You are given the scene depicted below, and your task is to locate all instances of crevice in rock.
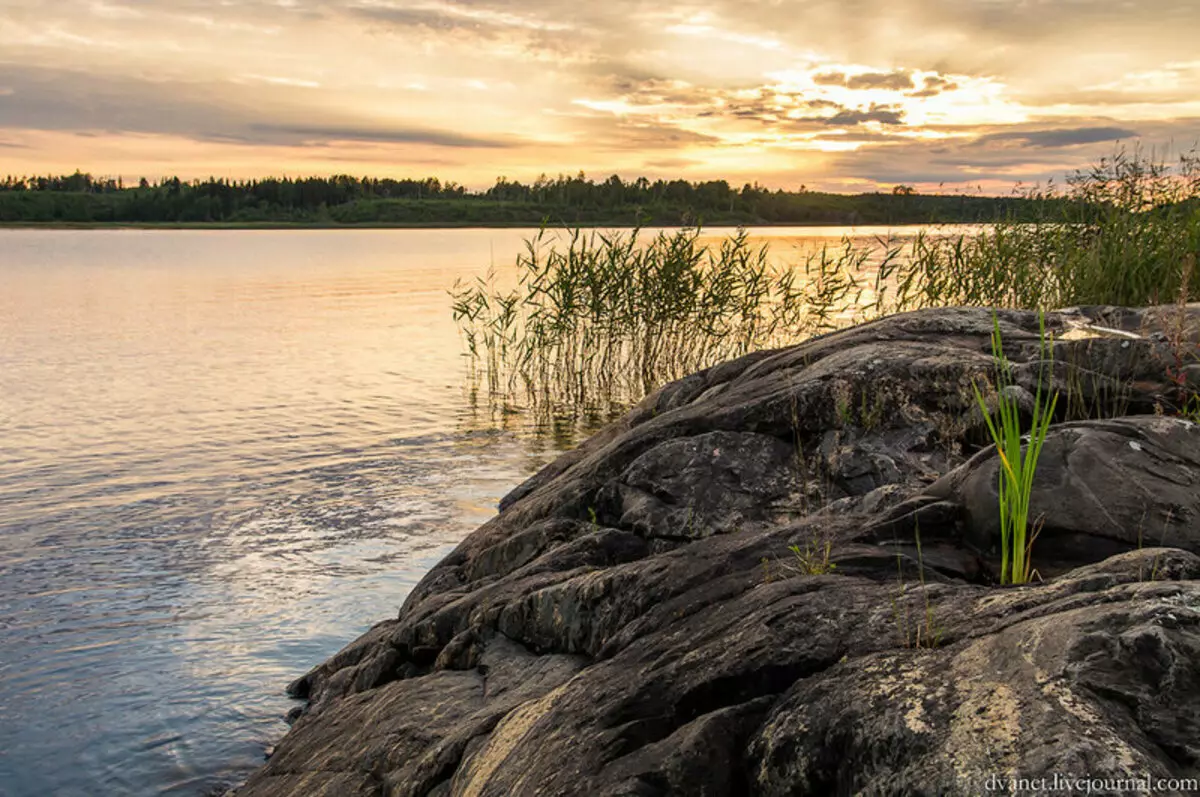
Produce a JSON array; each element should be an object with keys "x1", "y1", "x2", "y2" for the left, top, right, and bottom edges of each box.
[{"x1": 606, "y1": 656, "x2": 843, "y2": 762}]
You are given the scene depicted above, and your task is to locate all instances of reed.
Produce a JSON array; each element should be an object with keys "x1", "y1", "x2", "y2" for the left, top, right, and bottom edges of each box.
[
  {"x1": 451, "y1": 226, "x2": 898, "y2": 421},
  {"x1": 879, "y1": 146, "x2": 1200, "y2": 312},
  {"x1": 972, "y1": 313, "x2": 1059, "y2": 585}
]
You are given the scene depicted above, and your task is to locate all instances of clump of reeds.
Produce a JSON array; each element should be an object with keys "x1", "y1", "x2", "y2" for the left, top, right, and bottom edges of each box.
[
  {"x1": 451, "y1": 227, "x2": 898, "y2": 419},
  {"x1": 880, "y1": 145, "x2": 1200, "y2": 311}
]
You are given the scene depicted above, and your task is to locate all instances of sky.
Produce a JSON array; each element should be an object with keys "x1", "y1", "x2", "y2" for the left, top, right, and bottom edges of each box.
[{"x1": 1, "y1": 0, "x2": 1199, "y2": 192}]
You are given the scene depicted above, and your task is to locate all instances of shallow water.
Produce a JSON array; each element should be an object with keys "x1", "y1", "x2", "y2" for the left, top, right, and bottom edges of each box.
[{"x1": 0, "y1": 225, "x2": 933, "y2": 796}]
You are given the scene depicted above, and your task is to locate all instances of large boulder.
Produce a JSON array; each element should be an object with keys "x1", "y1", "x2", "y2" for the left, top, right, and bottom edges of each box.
[{"x1": 238, "y1": 304, "x2": 1200, "y2": 796}]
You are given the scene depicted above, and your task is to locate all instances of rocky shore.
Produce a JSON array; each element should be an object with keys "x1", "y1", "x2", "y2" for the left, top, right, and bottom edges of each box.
[{"x1": 238, "y1": 305, "x2": 1200, "y2": 796}]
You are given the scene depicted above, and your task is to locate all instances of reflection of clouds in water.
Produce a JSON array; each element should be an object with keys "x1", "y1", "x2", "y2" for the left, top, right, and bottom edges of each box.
[
  {"x1": 0, "y1": 430, "x2": 547, "y2": 795},
  {"x1": 166, "y1": 438, "x2": 544, "y2": 788},
  {"x1": 199, "y1": 445, "x2": 508, "y2": 591}
]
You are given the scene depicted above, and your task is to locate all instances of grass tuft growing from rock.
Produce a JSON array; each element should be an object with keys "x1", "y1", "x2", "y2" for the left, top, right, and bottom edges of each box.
[
  {"x1": 892, "y1": 527, "x2": 943, "y2": 649},
  {"x1": 788, "y1": 540, "x2": 837, "y2": 576},
  {"x1": 972, "y1": 313, "x2": 1059, "y2": 585}
]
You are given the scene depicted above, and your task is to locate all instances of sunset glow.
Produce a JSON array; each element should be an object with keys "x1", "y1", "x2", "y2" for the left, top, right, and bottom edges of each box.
[{"x1": 2, "y1": 0, "x2": 1198, "y2": 191}]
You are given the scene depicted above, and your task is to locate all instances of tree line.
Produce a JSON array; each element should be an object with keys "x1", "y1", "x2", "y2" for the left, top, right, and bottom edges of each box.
[{"x1": 0, "y1": 170, "x2": 1052, "y2": 226}]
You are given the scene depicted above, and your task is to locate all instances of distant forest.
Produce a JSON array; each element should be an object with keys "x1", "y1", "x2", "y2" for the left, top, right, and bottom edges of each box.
[{"x1": 0, "y1": 171, "x2": 1049, "y2": 226}]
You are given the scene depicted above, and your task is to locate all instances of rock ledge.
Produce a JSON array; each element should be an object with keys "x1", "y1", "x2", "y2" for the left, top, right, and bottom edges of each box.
[{"x1": 240, "y1": 305, "x2": 1200, "y2": 796}]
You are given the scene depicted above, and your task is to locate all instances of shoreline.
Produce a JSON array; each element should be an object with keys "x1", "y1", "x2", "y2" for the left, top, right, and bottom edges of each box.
[{"x1": 234, "y1": 303, "x2": 1200, "y2": 796}]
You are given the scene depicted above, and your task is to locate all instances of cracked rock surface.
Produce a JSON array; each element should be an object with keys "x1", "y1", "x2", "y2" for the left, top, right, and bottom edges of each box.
[{"x1": 238, "y1": 305, "x2": 1200, "y2": 796}]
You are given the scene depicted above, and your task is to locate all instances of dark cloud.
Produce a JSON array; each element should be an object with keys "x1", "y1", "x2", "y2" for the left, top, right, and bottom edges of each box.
[
  {"x1": 824, "y1": 106, "x2": 905, "y2": 125},
  {"x1": 0, "y1": 65, "x2": 515, "y2": 149},
  {"x1": 0, "y1": 66, "x2": 246, "y2": 140},
  {"x1": 595, "y1": 71, "x2": 916, "y2": 135},
  {"x1": 77, "y1": 0, "x2": 330, "y2": 21},
  {"x1": 601, "y1": 74, "x2": 912, "y2": 131},
  {"x1": 812, "y1": 71, "x2": 848, "y2": 86},
  {"x1": 1024, "y1": 89, "x2": 1196, "y2": 108},
  {"x1": 343, "y1": 2, "x2": 565, "y2": 38},
  {"x1": 778, "y1": 103, "x2": 906, "y2": 127},
  {"x1": 339, "y1": 0, "x2": 584, "y2": 54},
  {"x1": 348, "y1": 5, "x2": 487, "y2": 32},
  {"x1": 804, "y1": 130, "x2": 902, "y2": 143},
  {"x1": 973, "y1": 126, "x2": 1138, "y2": 148},
  {"x1": 813, "y1": 70, "x2": 915, "y2": 91},
  {"x1": 642, "y1": 157, "x2": 701, "y2": 170},
  {"x1": 589, "y1": 121, "x2": 721, "y2": 151},
  {"x1": 621, "y1": 80, "x2": 910, "y2": 130},
  {"x1": 824, "y1": 143, "x2": 1078, "y2": 188},
  {"x1": 908, "y1": 74, "x2": 958, "y2": 98},
  {"x1": 820, "y1": 118, "x2": 1200, "y2": 189},
  {"x1": 608, "y1": 78, "x2": 715, "y2": 108},
  {"x1": 250, "y1": 123, "x2": 514, "y2": 148}
]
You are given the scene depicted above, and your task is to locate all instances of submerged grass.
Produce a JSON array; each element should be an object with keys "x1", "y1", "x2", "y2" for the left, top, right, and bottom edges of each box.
[{"x1": 452, "y1": 226, "x2": 898, "y2": 418}]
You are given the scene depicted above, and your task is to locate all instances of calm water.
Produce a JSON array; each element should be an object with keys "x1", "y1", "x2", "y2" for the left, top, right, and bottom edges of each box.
[{"x1": 0, "y1": 226, "x2": 929, "y2": 796}]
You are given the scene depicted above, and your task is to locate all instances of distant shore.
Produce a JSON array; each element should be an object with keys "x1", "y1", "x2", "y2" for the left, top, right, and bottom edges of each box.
[
  {"x1": 0, "y1": 219, "x2": 988, "y2": 231},
  {"x1": 0, "y1": 176, "x2": 1052, "y2": 229}
]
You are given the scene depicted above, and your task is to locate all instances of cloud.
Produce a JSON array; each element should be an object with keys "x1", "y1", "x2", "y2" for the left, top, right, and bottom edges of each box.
[
  {"x1": 822, "y1": 106, "x2": 906, "y2": 126},
  {"x1": 345, "y1": 1, "x2": 570, "y2": 35},
  {"x1": 566, "y1": 115, "x2": 722, "y2": 151},
  {"x1": 803, "y1": 129, "x2": 903, "y2": 144},
  {"x1": 973, "y1": 126, "x2": 1138, "y2": 148},
  {"x1": 2, "y1": 0, "x2": 1200, "y2": 190},
  {"x1": 642, "y1": 157, "x2": 702, "y2": 170},
  {"x1": 822, "y1": 141, "x2": 1087, "y2": 188},
  {"x1": 0, "y1": 65, "x2": 515, "y2": 149},
  {"x1": 813, "y1": 69, "x2": 915, "y2": 91},
  {"x1": 908, "y1": 74, "x2": 958, "y2": 98},
  {"x1": 249, "y1": 123, "x2": 516, "y2": 148},
  {"x1": 816, "y1": 118, "x2": 1200, "y2": 190},
  {"x1": 602, "y1": 78, "x2": 716, "y2": 108},
  {"x1": 347, "y1": 5, "x2": 479, "y2": 31},
  {"x1": 590, "y1": 75, "x2": 909, "y2": 131}
]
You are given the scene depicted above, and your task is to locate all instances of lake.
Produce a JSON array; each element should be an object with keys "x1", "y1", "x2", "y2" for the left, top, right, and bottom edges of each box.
[{"x1": 0, "y1": 226, "x2": 933, "y2": 796}]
